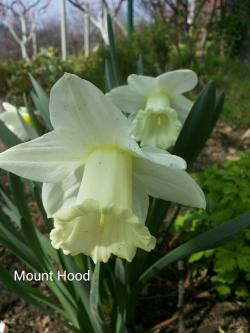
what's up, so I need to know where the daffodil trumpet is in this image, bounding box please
[107,69,197,149]
[0,74,205,263]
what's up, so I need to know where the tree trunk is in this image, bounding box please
[20,43,29,59]
[84,7,90,56]
[60,0,67,60]
[32,31,37,58]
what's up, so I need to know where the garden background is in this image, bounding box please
[0,0,250,332]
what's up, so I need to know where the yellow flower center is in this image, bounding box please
[22,113,33,127]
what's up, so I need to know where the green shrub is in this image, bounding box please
[174,152,250,302]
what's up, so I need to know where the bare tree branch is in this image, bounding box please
[67,0,126,45]
[0,0,50,58]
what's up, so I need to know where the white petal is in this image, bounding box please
[42,166,83,217]
[0,110,28,140]
[127,74,156,96]
[133,176,149,223]
[50,73,130,146]
[141,146,187,169]
[134,156,206,208]
[0,130,83,182]
[106,85,145,114]
[157,70,198,94]
[19,107,28,115]
[2,102,17,113]
[171,94,193,123]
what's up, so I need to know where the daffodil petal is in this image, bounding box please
[106,85,145,114]
[133,176,149,223]
[2,102,17,113]
[140,146,187,170]
[0,130,83,182]
[157,70,198,94]
[0,110,28,140]
[171,94,193,123]
[42,166,83,217]
[50,73,130,146]
[134,157,206,208]
[127,74,156,96]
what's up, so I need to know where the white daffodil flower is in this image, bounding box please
[0,74,205,263]
[0,102,33,140]
[107,69,198,149]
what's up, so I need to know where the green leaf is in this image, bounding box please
[132,212,250,296]
[147,199,171,235]
[0,120,21,148]
[105,59,116,91]
[33,184,53,231]
[127,0,134,37]
[0,219,41,271]
[0,264,81,333]
[0,263,64,313]
[137,55,144,75]
[107,14,120,87]
[58,252,96,333]
[28,73,52,129]
[8,173,48,268]
[90,263,103,331]
[173,82,217,168]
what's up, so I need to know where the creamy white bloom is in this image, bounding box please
[0,74,205,263]
[107,70,197,149]
[0,102,33,140]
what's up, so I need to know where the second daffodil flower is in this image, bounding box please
[0,74,205,263]
[107,69,198,149]
[0,102,33,140]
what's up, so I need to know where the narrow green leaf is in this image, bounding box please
[146,199,171,235]
[0,264,81,333]
[28,73,52,129]
[105,58,116,91]
[90,263,104,332]
[0,222,42,271]
[137,55,144,75]
[0,263,63,312]
[114,258,127,332]
[8,173,48,268]
[127,0,134,37]
[133,212,250,295]
[33,184,53,231]
[173,82,216,168]
[58,253,96,333]
[107,14,120,87]
[210,92,225,133]
[0,120,21,147]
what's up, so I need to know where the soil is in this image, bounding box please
[0,120,249,333]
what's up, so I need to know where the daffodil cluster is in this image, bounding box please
[0,73,205,263]
[107,70,197,149]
